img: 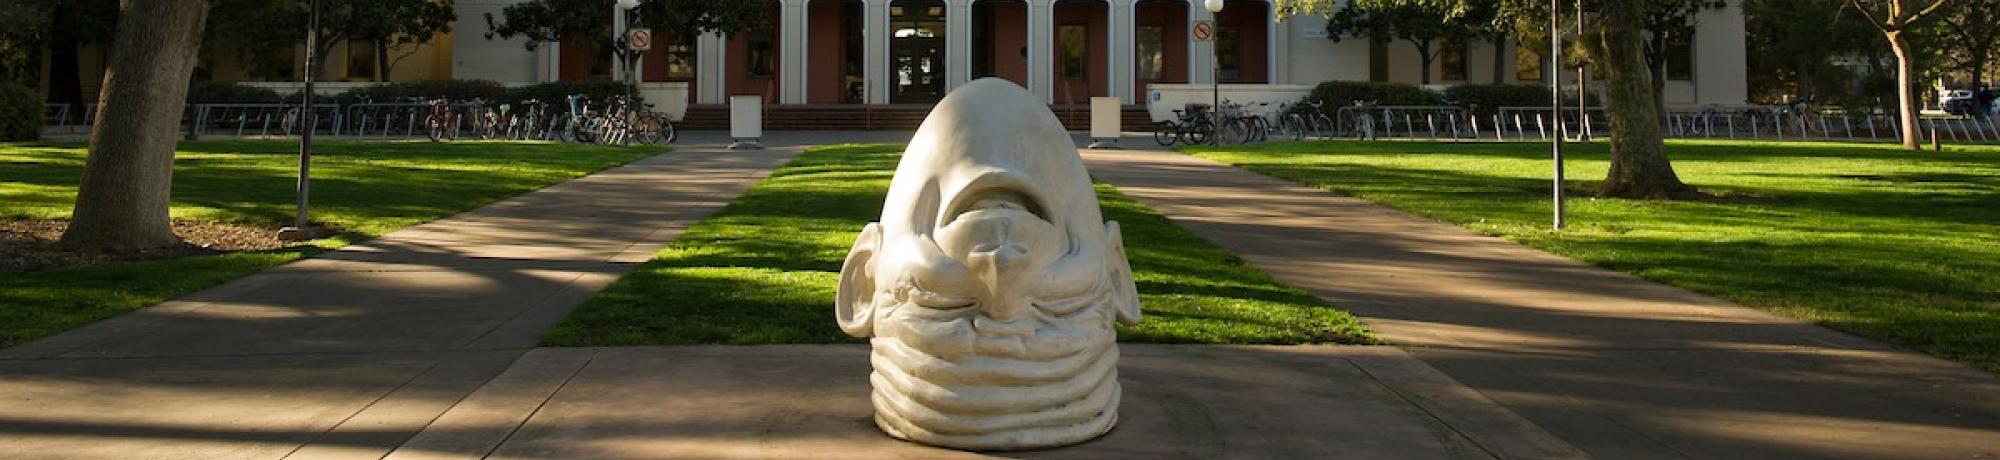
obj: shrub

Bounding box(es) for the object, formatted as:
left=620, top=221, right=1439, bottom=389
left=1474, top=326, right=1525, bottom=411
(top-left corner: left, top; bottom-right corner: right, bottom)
left=330, top=79, right=509, bottom=105
left=1295, top=81, right=1444, bottom=119
left=1444, top=84, right=1551, bottom=116
left=508, top=81, right=639, bottom=106
left=186, top=81, right=287, bottom=104
left=0, top=83, right=39, bottom=141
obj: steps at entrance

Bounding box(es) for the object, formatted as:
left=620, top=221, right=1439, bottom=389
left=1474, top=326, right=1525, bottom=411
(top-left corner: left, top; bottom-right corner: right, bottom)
left=678, top=105, right=1156, bottom=131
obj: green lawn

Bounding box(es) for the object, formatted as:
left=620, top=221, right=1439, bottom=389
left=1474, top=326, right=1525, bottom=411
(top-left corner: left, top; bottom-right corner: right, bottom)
left=1187, top=139, right=2000, bottom=372
left=541, top=144, right=1373, bottom=346
left=0, top=140, right=659, bottom=347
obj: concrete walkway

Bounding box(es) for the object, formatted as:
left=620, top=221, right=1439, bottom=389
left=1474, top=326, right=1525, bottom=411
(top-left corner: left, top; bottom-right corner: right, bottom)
left=0, top=144, right=801, bottom=459
left=1078, top=148, right=2000, bottom=459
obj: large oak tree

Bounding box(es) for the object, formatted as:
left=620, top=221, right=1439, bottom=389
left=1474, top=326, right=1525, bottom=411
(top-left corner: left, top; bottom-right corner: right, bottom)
left=58, top=0, right=212, bottom=252
left=1280, top=0, right=1700, bottom=199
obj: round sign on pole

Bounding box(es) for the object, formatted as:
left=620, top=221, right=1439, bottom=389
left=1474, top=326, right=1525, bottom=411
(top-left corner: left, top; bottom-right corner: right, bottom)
left=627, top=28, right=652, bottom=51
left=1191, top=20, right=1214, bottom=43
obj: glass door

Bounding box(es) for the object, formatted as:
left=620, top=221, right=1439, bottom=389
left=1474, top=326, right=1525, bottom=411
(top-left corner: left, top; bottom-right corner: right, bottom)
left=891, top=1, right=948, bottom=103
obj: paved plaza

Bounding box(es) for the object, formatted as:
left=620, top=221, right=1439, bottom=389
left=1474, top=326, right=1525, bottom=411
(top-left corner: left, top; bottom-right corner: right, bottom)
left=1, top=132, right=1996, bottom=459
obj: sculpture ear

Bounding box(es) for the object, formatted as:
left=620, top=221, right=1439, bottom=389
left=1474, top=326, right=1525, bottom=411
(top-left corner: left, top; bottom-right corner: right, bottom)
left=1104, top=221, right=1142, bottom=325
left=836, top=223, right=884, bottom=337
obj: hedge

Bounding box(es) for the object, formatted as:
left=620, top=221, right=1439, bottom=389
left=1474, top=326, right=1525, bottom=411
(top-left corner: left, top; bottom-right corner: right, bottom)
left=328, top=80, right=509, bottom=105
left=1295, top=81, right=1445, bottom=119
left=187, top=81, right=288, bottom=104
left=1443, top=84, right=1550, bottom=116
left=0, top=83, right=38, bottom=142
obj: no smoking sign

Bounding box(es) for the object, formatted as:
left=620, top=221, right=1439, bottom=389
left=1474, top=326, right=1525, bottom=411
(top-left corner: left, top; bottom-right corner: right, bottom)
left=1191, top=20, right=1214, bottom=43
left=627, top=28, right=653, bottom=51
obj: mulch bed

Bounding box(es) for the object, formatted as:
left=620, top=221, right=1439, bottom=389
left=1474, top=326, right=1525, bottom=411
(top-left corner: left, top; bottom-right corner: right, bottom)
left=1, top=219, right=290, bottom=272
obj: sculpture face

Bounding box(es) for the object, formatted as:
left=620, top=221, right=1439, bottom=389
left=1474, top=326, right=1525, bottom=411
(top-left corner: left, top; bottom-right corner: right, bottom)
left=836, top=79, right=1140, bottom=450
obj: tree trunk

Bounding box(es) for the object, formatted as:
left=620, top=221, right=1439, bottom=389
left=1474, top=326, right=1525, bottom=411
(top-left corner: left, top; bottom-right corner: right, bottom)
left=1648, top=34, right=1669, bottom=127
left=1595, top=1, right=1696, bottom=200
left=58, top=0, right=210, bottom=252
left=1413, top=40, right=1434, bottom=85
left=1887, top=29, right=1921, bottom=150
left=46, top=3, right=86, bottom=113
left=377, top=41, right=393, bottom=82
left=1492, top=37, right=1508, bottom=84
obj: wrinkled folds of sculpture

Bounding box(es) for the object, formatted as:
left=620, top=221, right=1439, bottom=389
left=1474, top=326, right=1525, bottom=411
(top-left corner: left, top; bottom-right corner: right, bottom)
left=835, top=79, right=1141, bottom=450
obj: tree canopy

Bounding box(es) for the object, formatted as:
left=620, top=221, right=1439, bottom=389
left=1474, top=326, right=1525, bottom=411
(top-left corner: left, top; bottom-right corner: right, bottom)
left=486, top=0, right=773, bottom=51
left=1322, top=2, right=1471, bottom=84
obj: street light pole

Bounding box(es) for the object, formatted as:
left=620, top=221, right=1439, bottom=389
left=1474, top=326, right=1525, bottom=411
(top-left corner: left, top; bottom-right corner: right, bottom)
left=1550, top=0, right=1565, bottom=230
left=280, top=0, right=321, bottom=241
left=1206, top=0, right=1223, bottom=146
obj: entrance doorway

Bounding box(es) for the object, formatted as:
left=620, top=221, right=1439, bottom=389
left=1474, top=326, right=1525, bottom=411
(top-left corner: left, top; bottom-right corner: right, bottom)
left=891, top=0, right=947, bottom=103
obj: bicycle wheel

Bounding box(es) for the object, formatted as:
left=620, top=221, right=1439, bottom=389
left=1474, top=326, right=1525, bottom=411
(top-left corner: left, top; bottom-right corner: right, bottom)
left=659, top=117, right=677, bottom=144
left=1155, top=122, right=1180, bottom=146
left=1250, top=118, right=1270, bottom=142
left=1185, top=121, right=1213, bottom=145
left=425, top=115, right=445, bottom=142
left=1282, top=116, right=1304, bottom=141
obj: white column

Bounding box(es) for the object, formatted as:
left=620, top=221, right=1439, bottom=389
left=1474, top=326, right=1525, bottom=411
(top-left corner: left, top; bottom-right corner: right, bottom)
left=697, top=32, right=727, bottom=104
left=865, top=0, right=891, bottom=104
left=947, top=0, right=973, bottom=91
left=1266, top=1, right=1279, bottom=84
left=541, top=42, right=561, bottom=83
left=781, top=0, right=809, bottom=104
left=1188, top=3, right=1212, bottom=85
left=1027, top=0, right=1055, bottom=103
left=1694, top=0, right=1748, bottom=106
left=1109, top=0, right=1135, bottom=103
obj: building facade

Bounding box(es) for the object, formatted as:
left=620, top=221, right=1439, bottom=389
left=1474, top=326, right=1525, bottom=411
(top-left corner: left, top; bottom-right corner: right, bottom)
left=57, top=0, right=1751, bottom=109
left=448, top=0, right=1748, bottom=107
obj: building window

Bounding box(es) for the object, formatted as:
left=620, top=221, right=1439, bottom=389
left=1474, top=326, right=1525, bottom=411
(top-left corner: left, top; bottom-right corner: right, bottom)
left=347, top=40, right=377, bottom=81
left=1664, top=27, right=1694, bottom=81
left=748, top=31, right=777, bottom=79
left=1059, top=25, right=1087, bottom=79
left=1515, top=45, right=1542, bottom=82
left=1440, top=40, right=1468, bottom=82
left=664, top=40, right=694, bottom=79
left=1136, top=26, right=1165, bottom=79
left=1217, top=26, right=1240, bottom=81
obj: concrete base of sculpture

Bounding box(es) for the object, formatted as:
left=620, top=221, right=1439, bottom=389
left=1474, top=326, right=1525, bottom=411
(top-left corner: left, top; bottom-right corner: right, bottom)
left=835, top=78, right=1142, bottom=451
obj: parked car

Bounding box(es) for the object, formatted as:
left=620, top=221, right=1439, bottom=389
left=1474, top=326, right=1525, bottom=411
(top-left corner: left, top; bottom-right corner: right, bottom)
left=1942, top=89, right=1978, bottom=115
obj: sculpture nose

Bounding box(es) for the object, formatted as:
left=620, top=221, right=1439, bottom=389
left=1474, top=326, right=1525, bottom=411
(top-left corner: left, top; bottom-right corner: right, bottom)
left=968, top=242, right=1032, bottom=322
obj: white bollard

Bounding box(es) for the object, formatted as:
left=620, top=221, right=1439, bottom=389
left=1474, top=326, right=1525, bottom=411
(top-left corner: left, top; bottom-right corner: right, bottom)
left=729, top=94, right=764, bottom=150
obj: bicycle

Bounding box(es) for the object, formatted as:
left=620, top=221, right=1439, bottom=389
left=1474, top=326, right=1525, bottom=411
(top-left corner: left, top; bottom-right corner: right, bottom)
left=1342, top=100, right=1379, bottom=140
left=560, top=94, right=598, bottom=144
left=1153, top=104, right=1214, bottom=146
left=423, top=97, right=458, bottom=142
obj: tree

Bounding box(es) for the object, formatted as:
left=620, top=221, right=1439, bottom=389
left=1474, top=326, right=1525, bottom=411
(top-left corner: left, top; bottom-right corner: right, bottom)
left=59, top=0, right=211, bottom=252
left=348, top=0, right=456, bottom=81
left=1744, top=0, right=1881, bottom=110
left=1937, top=0, right=1998, bottom=90
left=0, top=0, right=119, bottom=105
left=1281, top=0, right=1700, bottom=199
left=486, top=0, right=772, bottom=52
left=1848, top=0, right=1959, bottom=149
left=1322, top=2, right=1471, bottom=84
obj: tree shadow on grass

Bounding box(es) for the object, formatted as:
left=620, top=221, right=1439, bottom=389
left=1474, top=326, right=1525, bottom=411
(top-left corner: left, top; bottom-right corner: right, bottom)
left=542, top=145, right=1376, bottom=346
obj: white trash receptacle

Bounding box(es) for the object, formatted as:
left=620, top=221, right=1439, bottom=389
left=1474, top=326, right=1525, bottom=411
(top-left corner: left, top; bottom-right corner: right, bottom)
left=1088, top=97, right=1121, bottom=149
left=729, top=95, right=764, bottom=150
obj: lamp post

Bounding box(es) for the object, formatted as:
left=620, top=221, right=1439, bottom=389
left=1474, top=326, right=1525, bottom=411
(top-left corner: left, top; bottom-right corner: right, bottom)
left=279, top=0, right=321, bottom=242
left=1550, top=0, right=1565, bottom=230
left=615, top=0, right=641, bottom=85
left=1206, top=0, right=1223, bottom=145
